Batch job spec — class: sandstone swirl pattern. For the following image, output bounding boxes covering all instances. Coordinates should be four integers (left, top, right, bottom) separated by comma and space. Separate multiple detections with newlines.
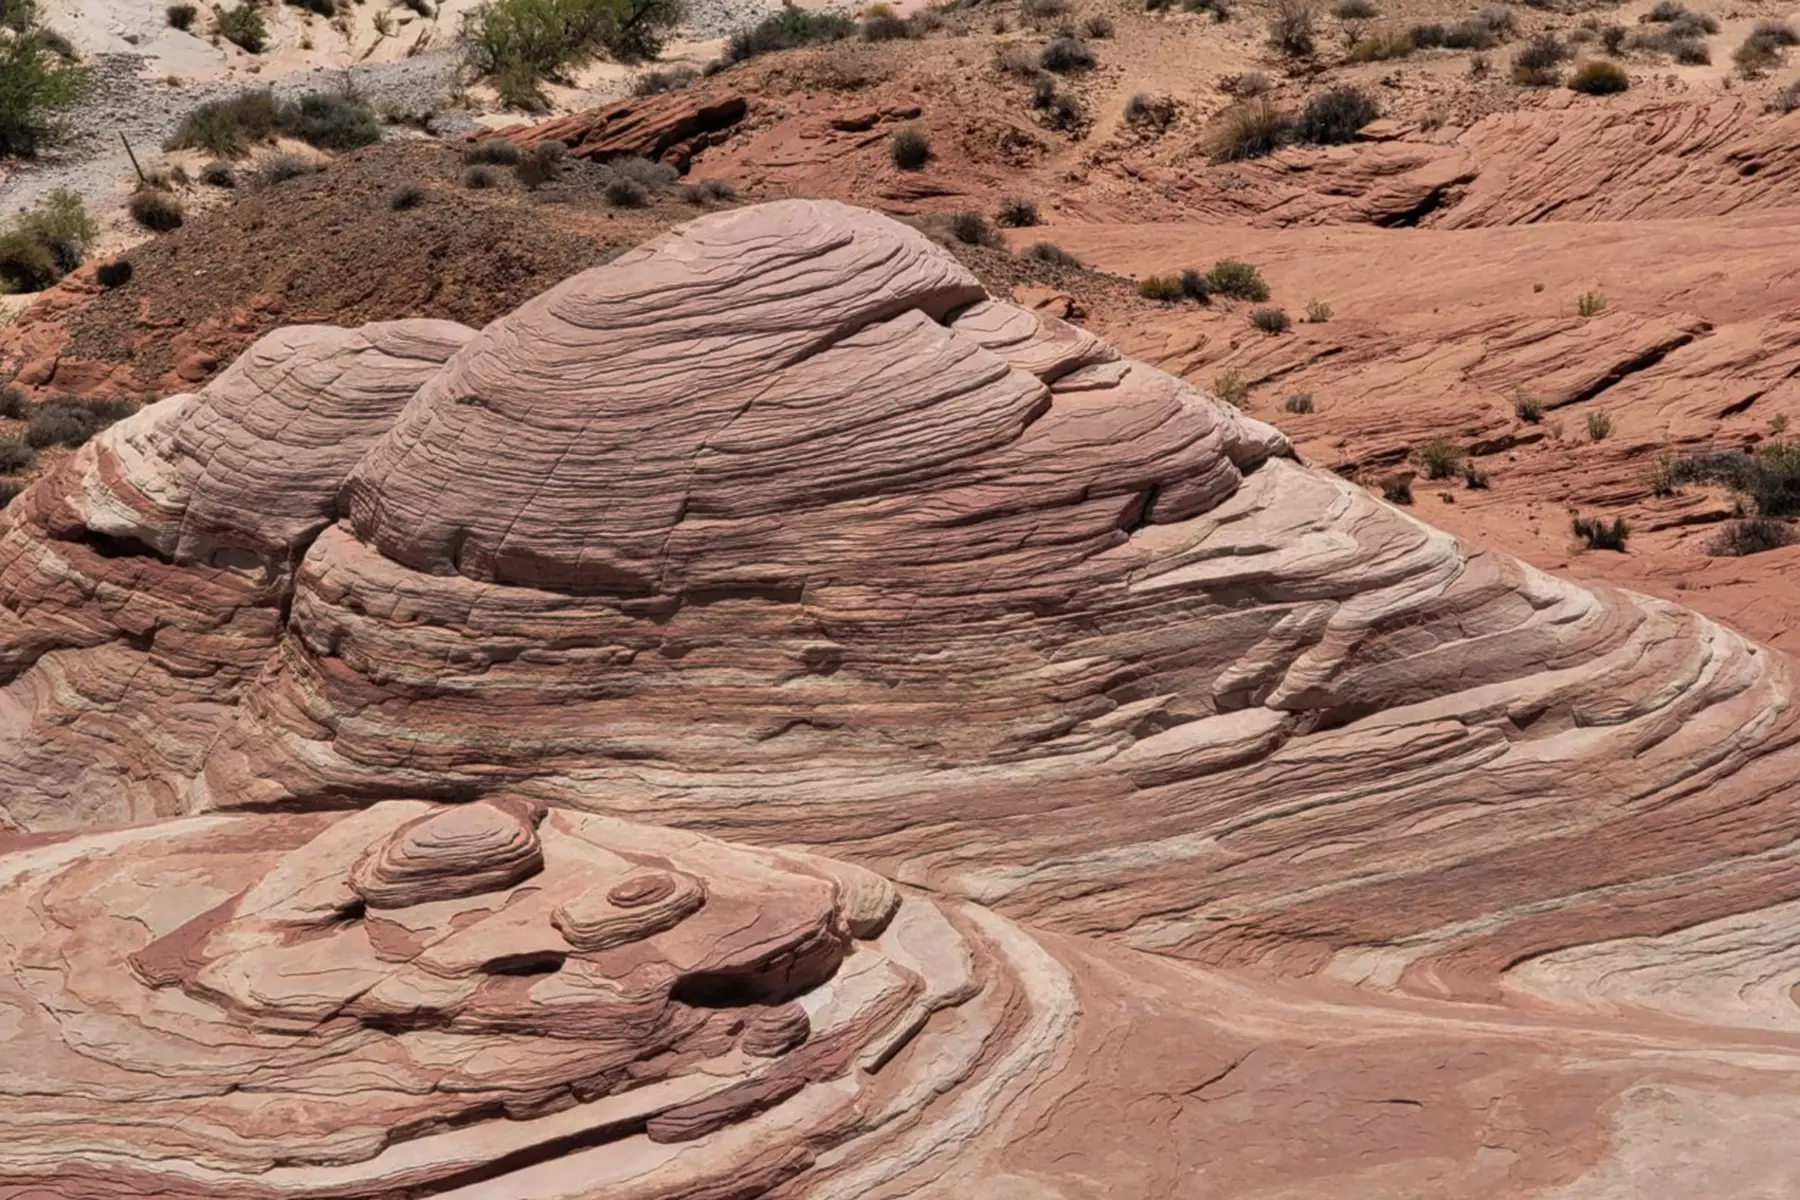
1, 201, 1798, 1197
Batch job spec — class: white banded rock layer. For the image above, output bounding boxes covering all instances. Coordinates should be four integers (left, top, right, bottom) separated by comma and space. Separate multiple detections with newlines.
2, 200, 1800, 1195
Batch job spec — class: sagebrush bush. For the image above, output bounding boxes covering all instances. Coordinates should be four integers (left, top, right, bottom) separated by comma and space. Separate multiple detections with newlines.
389, 184, 427, 211
890, 125, 930, 168
679, 177, 736, 203
465, 137, 523, 165
1179, 269, 1211, 301
466, 0, 687, 100
0, 188, 94, 292
1773, 80, 1800, 113
1578, 290, 1606, 316
1043, 90, 1084, 130
1512, 32, 1567, 84
996, 196, 1041, 226
1671, 442, 1800, 517
199, 159, 237, 187
1026, 241, 1082, 268
1039, 35, 1095, 71
0, 439, 33, 474
1380, 472, 1414, 504
25, 402, 108, 449
1284, 392, 1315, 414
259, 152, 319, 184
860, 13, 911, 39
515, 141, 565, 189
1209, 99, 1293, 160
1417, 437, 1461, 479
1249, 306, 1291, 333
1269, 0, 1316, 57
1568, 59, 1628, 93
1332, 0, 1376, 18
1347, 28, 1413, 60
1213, 369, 1249, 406
215, 3, 268, 52
1082, 14, 1114, 38
1207, 259, 1269, 301
165, 90, 280, 155
94, 258, 132, 288
631, 65, 697, 94
1294, 85, 1377, 143
1514, 393, 1542, 422
1408, 22, 1445, 47
603, 175, 649, 206
1573, 515, 1629, 550
944, 212, 998, 246
127, 188, 184, 232
1124, 92, 1177, 131
725, 6, 853, 60
280, 92, 380, 150
1138, 275, 1185, 302
1708, 516, 1796, 556
166, 3, 198, 29
1586, 409, 1613, 440
462, 164, 498, 188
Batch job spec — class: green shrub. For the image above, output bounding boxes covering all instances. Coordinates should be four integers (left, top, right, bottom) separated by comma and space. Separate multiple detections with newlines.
1213, 369, 1249, 406
1578, 290, 1605, 316
1082, 13, 1114, 38
0, 7, 92, 157
166, 3, 198, 29
127, 188, 184, 233
25, 402, 103, 449
891, 125, 930, 169
996, 196, 1040, 226
280, 92, 380, 150
1026, 241, 1083, 268
1671, 442, 1800, 517
947, 211, 999, 246
1512, 32, 1568, 84
0, 439, 33, 474
1708, 516, 1795, 556
1417, 437, 1461, 479
216, 4, 269, 52
0, 232, 58, 294
1268, 0, 1315, 57
603, 174, 649, 206
259, 151, 319, 184
1209, 99, 1293, 160
465, 0, 687, 100
165, 89, 282, 155
725, 5, 853, 61
1179, 269, 1211, 301
0, 188, 93, 292
1514, 393, 1542, 422
1294, 85, 1377, 143
1572, 515, 1629, 550
1305, 298, 1332, 322
1138, 275, 1185, 302
1207, 259, 1269, 301
1039, 36, 1095, 72
1586, 409, 1612, 440
462, 163, 497, 188
1568, 59, 1628, 93
465, 137, 523, 164
0, 386, 24, 420
1249, 306, 1291, 333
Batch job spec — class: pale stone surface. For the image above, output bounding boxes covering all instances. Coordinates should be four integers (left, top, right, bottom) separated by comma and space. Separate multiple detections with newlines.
2, 200, 1800, 1196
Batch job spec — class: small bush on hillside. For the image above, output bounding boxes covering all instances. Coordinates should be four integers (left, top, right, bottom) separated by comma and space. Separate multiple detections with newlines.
1514, 393, 1542, 422
166, 3, 198, 29
1207, 259, 1269, 301
1179, 0, 1232, 21
1269, 0, 1316, 57
5, 188, 94, 286
0, 439, 33, 474
127, 188, 184, 232
259, 152, 319, 184
1026, 241, 1083, 268
1734, 38, 1781, 74
726, 6, 854, 60
0, 7, 92, 158
1209, 99, 1293, 160
946, 211, 1000, 246
1708, 516, 1796, 556
1294, 85, 1377, 143
1043, 89, 1084, 130
996, 196, 1041, 226
462, 163, 498, 188
1512, 32, 1568, 83
631, 65, 697, 94
1773, 80, 1800, 112
514, 140, 565, 188
1572, 515, 1629, 550
1443, 19, 1496, 48
1138, 275, 1185, 302
1039, 36, 1095, 71
280, 91, 380, 150
1672, 442, 1800, 517
1022, 0, 1069, 22
1213, 369, 1249, 406
1417, 437, 1461, 479
679, 177, 736, 203
860, 13, 911, 39
26, 403, 105, 449
216, 4, 268, 52
165, 89, 281, 155
1082, 14, 1114, 38
1179, 269, 1211, 301
1748, 18, 1799, 48
1250, 306, 1291, 333
0, 387, 24, 420
389, 184, 427, 210
1332, 0, 1376, 18
199, 159, 237, 187
1568, 59, 1628, 93
1124, 92, 1177, 131
94, 258, 131, 288
0, 481, 18, 507
1586, 409, 1613, 440
891, 125, 930, 168
1408, 22, 1446, 47
1380, 472, 1414, 504
1285, 392, 1315, 414
465, 137, 523, 164
1305, 298, 1332, 322
603, 175, 649, 206
1577, 290, 1606, 316
1347, 28, 1412, 60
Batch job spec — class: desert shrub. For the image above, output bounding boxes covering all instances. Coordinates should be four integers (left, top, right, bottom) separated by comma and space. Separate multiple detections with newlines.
25, 402, 107, 449
945, 211, 998, 246
1269, 0, 1316, 57
1417, 437, 1461, 479
1443, 19, 1497, 48
679, 176, 736, 203
1039, 35, 1095, 71
1709, 516, 1796, 556
514, 140, 564, 188
860, 13, 911, 39
1586, 409, 1612, 440
465, 137, 523, 164
1643, 0, 1685, 21
605, 155, 676, 189
463, 0, 686, 102
1733, 38, 1780, 74
1138, 275, 1185, 302
1748, 18, 1799, 48
1305, 298, 1332, 322
167, 3, 198, 29
216, 4, 268, 52
1577, 290, 1605, 316
259, 151, 319, 184
1209, 99, 1293, 160
1179, 269, 1211, 301
1043, 89, 1084, 130
1285, 392, 1315, 414
1572, 514, 1629, 550
603, 174, 649, 206
1026, 241, 1083, 267
127, 188, 184, 232
1250, 306, 1291, 333
1347, 28, 1412, 60
1462, 463, 1490, 489
1380, 472, 1414, 504
280, 91, 380, 150
632, 65, 697, 94
0, 481, 18, 506
1512, 32, 1567, 84
1226, 70, 1270, 95
7, 188, 94, 286
1672, 442, 1800, 517
1294, 85, 1377, 143
1082, 13, 1114, 38
1408, 21, 1445, 47
199, 159, 237, 187
726, 6, 854, 60
998, 45, 1040, 76
1332, 0, 1376, 18
0, 233, 57, 293
996, 196, 1041, 226
1181, 0, 1232, 20
1207, 259, 1269, 301
1213, 369, 1249, 406
1124, 92, 1177, 130
94, 258, 132, 288
462, 163, 498, 188
389, 184, 427, 211
1599, 23, 1626, 53
891, 124, 930, 168
1514, 393, 1542, 422
1773, 80, 1800, 113
1568, 59, 1628, 93
0, 439, 33, 474
0, 6, 92, 157
165, 89, 281, 156
0, 387, 24, 419
1022, 0, 1069, 21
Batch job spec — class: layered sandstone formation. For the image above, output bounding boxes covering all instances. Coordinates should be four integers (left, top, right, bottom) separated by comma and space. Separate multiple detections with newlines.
3, 200, 1800, 1196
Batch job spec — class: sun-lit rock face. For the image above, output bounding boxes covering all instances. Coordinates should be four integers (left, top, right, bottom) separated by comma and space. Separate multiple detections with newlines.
3, 200, 1800, 1198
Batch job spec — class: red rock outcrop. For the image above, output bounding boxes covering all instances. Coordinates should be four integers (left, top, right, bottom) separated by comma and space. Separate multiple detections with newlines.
487, 89, 751, 168
3, 200, 1800, 1195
